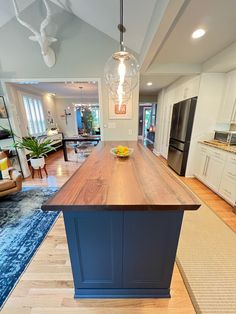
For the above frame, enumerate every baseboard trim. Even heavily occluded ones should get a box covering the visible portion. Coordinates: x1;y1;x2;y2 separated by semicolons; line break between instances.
153;149;160;156
75;288;170;298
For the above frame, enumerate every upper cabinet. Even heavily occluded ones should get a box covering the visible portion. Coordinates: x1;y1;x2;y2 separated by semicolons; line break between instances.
217;70;236;124
174;76;200;103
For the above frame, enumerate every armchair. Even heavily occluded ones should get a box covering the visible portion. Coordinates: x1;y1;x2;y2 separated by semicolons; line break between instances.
0;151;23;197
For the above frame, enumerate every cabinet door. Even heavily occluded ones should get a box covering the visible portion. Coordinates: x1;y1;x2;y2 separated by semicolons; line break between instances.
64;211;123;289
162;102;173;159
219;175;236;206
219;154;236;205
183;76;200;100
206;156;225;192
195;145;208;181
122;211;183;289
217;73;236;124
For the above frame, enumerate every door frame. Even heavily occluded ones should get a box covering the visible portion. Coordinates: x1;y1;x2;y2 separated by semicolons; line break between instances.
1;77;103;141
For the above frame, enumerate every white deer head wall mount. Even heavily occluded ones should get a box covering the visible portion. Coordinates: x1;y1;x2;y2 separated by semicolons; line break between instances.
12;0;57;68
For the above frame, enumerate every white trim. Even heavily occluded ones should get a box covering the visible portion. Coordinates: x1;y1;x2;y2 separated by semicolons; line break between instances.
153;149;160;156
55;96;99;100
1;77;104;141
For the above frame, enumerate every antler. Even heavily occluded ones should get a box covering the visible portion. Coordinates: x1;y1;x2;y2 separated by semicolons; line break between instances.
12;0;39;37
40;0;51;36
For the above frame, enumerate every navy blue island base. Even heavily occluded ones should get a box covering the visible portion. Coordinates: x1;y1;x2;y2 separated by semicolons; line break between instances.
63;210;184;298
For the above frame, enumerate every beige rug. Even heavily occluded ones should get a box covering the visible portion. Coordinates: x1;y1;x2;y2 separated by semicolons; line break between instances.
177;201;236;314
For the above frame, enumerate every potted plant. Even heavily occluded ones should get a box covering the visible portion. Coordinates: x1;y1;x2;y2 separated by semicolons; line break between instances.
14;136;54;169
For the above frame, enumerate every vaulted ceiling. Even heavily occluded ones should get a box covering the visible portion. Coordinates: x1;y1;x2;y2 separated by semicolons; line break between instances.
2;0;236;95
0;0;157;53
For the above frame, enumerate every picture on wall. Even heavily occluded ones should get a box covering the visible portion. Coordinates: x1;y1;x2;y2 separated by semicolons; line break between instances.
0;96;8;118
109;94;132;120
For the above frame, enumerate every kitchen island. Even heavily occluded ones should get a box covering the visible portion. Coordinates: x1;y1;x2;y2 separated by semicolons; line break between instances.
42;141;200;298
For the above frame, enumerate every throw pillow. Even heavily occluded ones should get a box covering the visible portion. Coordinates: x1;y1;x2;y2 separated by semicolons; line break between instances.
0;158;10;179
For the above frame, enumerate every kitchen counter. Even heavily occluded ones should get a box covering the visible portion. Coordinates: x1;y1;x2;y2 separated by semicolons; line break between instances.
199;140;236;154
42;141;200;298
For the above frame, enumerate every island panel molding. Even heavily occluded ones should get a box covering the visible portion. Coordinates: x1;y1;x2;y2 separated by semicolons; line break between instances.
43;141;200;211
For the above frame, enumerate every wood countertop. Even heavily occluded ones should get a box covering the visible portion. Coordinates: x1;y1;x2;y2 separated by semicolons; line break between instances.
42;141;200;211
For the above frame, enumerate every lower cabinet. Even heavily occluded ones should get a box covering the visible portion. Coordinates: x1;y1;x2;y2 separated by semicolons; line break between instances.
219;154;236;205
195;144;236;207
63;210;184;297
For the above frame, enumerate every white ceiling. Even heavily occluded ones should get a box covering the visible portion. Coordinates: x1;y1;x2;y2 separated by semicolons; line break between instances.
3;0;236;96
154;0;236;65
140;0;236;94
13;82;99;99
140;75;179;95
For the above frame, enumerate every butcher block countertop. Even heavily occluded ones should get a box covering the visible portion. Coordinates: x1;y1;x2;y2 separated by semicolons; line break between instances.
42;141;200;211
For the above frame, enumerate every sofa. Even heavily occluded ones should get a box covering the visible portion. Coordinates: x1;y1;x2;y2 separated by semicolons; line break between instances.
0;151;23;197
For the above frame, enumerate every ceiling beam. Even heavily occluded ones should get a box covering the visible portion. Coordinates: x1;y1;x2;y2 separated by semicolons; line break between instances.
146;63;202;75
139;0;191;74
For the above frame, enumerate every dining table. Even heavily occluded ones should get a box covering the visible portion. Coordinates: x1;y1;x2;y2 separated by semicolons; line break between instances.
62;135;101;161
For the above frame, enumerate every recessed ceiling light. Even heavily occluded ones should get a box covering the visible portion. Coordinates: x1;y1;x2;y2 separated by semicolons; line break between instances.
147;82;153;86
192;28;206;39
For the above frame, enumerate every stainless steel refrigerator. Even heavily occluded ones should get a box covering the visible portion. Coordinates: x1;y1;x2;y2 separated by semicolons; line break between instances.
167;97;197;176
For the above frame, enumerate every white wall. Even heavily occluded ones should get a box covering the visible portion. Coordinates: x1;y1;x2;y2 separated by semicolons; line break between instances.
0;1;139;143
54;98;78;136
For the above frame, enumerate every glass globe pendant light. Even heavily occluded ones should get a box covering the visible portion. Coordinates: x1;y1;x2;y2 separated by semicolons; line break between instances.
104;0;139;109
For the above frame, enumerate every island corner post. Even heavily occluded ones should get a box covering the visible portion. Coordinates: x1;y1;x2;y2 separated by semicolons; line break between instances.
42;141;200;298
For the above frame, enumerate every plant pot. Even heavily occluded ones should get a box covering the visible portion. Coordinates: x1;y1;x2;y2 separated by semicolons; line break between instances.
30;157;45;169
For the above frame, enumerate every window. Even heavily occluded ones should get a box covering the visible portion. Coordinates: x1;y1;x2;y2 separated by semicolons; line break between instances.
22;95;46;136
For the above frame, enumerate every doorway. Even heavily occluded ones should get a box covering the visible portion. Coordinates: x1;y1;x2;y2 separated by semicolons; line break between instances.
138;103;157;149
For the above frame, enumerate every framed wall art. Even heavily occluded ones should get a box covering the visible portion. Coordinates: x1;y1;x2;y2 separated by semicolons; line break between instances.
108;94;133;120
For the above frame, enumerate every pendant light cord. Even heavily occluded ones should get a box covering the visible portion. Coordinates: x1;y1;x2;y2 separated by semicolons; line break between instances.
118;0;126;51
120;0;123;51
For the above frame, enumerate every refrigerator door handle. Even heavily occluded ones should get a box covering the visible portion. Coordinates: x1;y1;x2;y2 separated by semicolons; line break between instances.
169;144;184;153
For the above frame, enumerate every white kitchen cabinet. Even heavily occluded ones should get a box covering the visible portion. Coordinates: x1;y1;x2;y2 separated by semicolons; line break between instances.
174;76;200;103
195;143;236;207
217;70;236;124
219;154;236;206
195;144;226;193
195;144;208;181
206;152;226;192
160;89;175;159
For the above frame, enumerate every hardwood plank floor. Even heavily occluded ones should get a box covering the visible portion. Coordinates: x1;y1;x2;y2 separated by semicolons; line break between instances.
3;147;235;314
181;177;236;232
159;155;236;232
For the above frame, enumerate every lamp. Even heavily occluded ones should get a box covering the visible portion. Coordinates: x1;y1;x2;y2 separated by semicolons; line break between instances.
104;0;139;109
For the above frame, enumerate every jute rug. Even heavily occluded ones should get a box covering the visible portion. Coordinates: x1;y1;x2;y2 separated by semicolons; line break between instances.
177;198;236;313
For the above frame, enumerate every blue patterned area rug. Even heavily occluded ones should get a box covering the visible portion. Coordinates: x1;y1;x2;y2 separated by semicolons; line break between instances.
0;187;59;309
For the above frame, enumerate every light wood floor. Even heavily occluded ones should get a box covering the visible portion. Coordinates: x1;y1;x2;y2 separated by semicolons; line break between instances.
2;148;235;314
